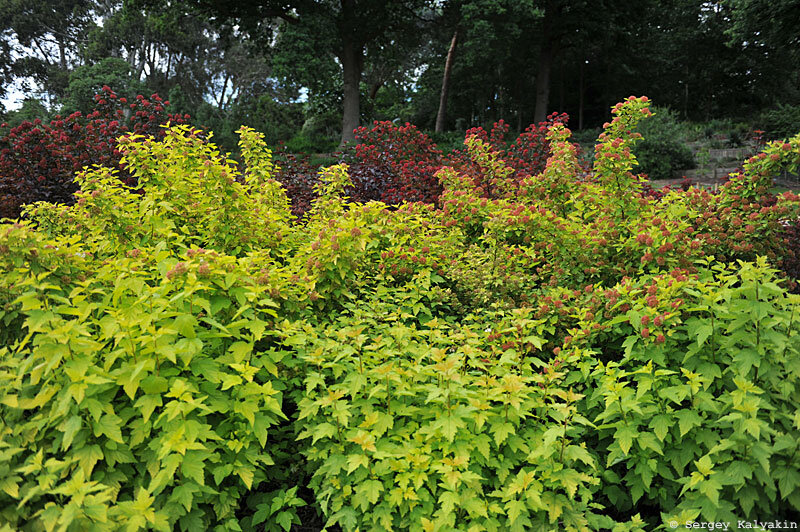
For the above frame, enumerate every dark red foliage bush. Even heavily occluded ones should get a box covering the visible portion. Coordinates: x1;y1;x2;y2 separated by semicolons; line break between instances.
348;121;444;204
275;121;445;216
274;151;321;218
502;112;572;178
776;218;800;291
0;86;188;219
275;116;577;215
447;113;578;198
641;176;696;200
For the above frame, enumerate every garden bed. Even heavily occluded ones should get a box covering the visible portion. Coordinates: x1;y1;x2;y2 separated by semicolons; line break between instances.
1;98;799;531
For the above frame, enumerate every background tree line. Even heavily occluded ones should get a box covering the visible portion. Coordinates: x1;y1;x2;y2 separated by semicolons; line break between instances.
1;0;798;152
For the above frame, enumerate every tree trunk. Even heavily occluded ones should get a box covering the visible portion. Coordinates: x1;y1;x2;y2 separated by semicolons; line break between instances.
516;78;523;131
218;74;229;109
684;81;689;120
339;38;362;147
558;56;564;112
338;0;363;148
533;43;554;124
498;85;504;122
58;40;67;70
369;81;383;100
435;29;459;133
533;3;558;124
578;59;584;130
134;41;146;81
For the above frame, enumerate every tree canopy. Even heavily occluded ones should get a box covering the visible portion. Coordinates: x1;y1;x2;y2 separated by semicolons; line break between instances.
1;0;798;147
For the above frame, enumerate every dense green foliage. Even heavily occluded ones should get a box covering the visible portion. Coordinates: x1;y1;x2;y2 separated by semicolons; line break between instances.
631;107;695;180
1;97;800;530
759;104;800;142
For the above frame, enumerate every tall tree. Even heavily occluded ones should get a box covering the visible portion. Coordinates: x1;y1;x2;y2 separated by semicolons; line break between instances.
0;31;12;108
532;0;557;123
0;0;97;102
529;0;627;124
192;0;436;146
435;28;458;133
727;0;800;60
84;0;224;105
591;0;797;120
